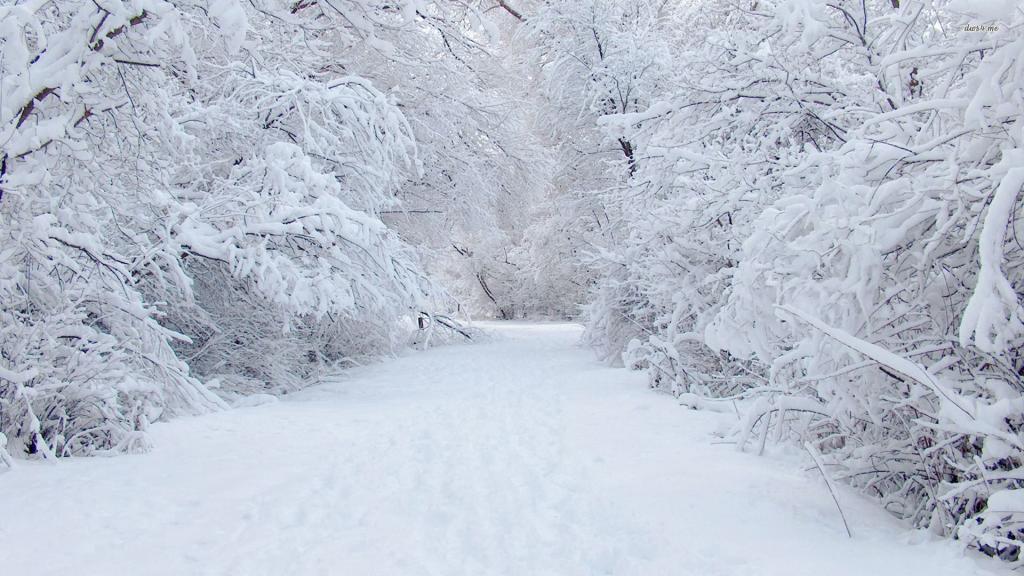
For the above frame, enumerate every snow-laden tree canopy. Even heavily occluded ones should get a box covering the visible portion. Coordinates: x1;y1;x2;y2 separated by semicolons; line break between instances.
0;0;531;460
534;0;1024;563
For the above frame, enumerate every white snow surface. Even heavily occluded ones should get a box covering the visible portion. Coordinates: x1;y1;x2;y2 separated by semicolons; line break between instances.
0;323;1006;576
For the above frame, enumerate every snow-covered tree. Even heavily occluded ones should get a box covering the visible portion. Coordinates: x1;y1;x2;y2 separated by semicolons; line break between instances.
0;0;463;461
574;0;1024;559
707;0;1024;556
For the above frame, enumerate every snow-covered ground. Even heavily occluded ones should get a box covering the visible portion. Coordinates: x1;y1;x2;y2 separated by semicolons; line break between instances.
0;322;1006;576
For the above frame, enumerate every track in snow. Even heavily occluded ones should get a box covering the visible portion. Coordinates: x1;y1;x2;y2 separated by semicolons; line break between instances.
0;322;1004;575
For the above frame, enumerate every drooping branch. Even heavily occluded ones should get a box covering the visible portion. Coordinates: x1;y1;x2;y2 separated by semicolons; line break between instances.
496;0;524;21
477;272;510;319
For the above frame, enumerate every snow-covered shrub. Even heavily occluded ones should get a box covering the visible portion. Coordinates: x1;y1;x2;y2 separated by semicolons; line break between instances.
586;0;858;384
0;0;441;458
0;1;233;458
708;0;1024;555
576;0;1024;559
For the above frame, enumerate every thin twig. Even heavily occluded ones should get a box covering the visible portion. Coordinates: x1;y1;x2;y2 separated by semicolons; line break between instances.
805;441;854;538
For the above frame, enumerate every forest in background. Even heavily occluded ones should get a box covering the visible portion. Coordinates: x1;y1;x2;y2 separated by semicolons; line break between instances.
1;0;1022;565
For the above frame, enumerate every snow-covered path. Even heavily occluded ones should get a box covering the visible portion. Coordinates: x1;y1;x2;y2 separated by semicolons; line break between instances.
0;323;1003;576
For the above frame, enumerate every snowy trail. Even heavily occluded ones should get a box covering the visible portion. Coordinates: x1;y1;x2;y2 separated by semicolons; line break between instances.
0;323;1003;576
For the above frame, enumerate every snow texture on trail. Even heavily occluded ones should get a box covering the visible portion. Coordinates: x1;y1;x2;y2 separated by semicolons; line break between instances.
0;323;1005;576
